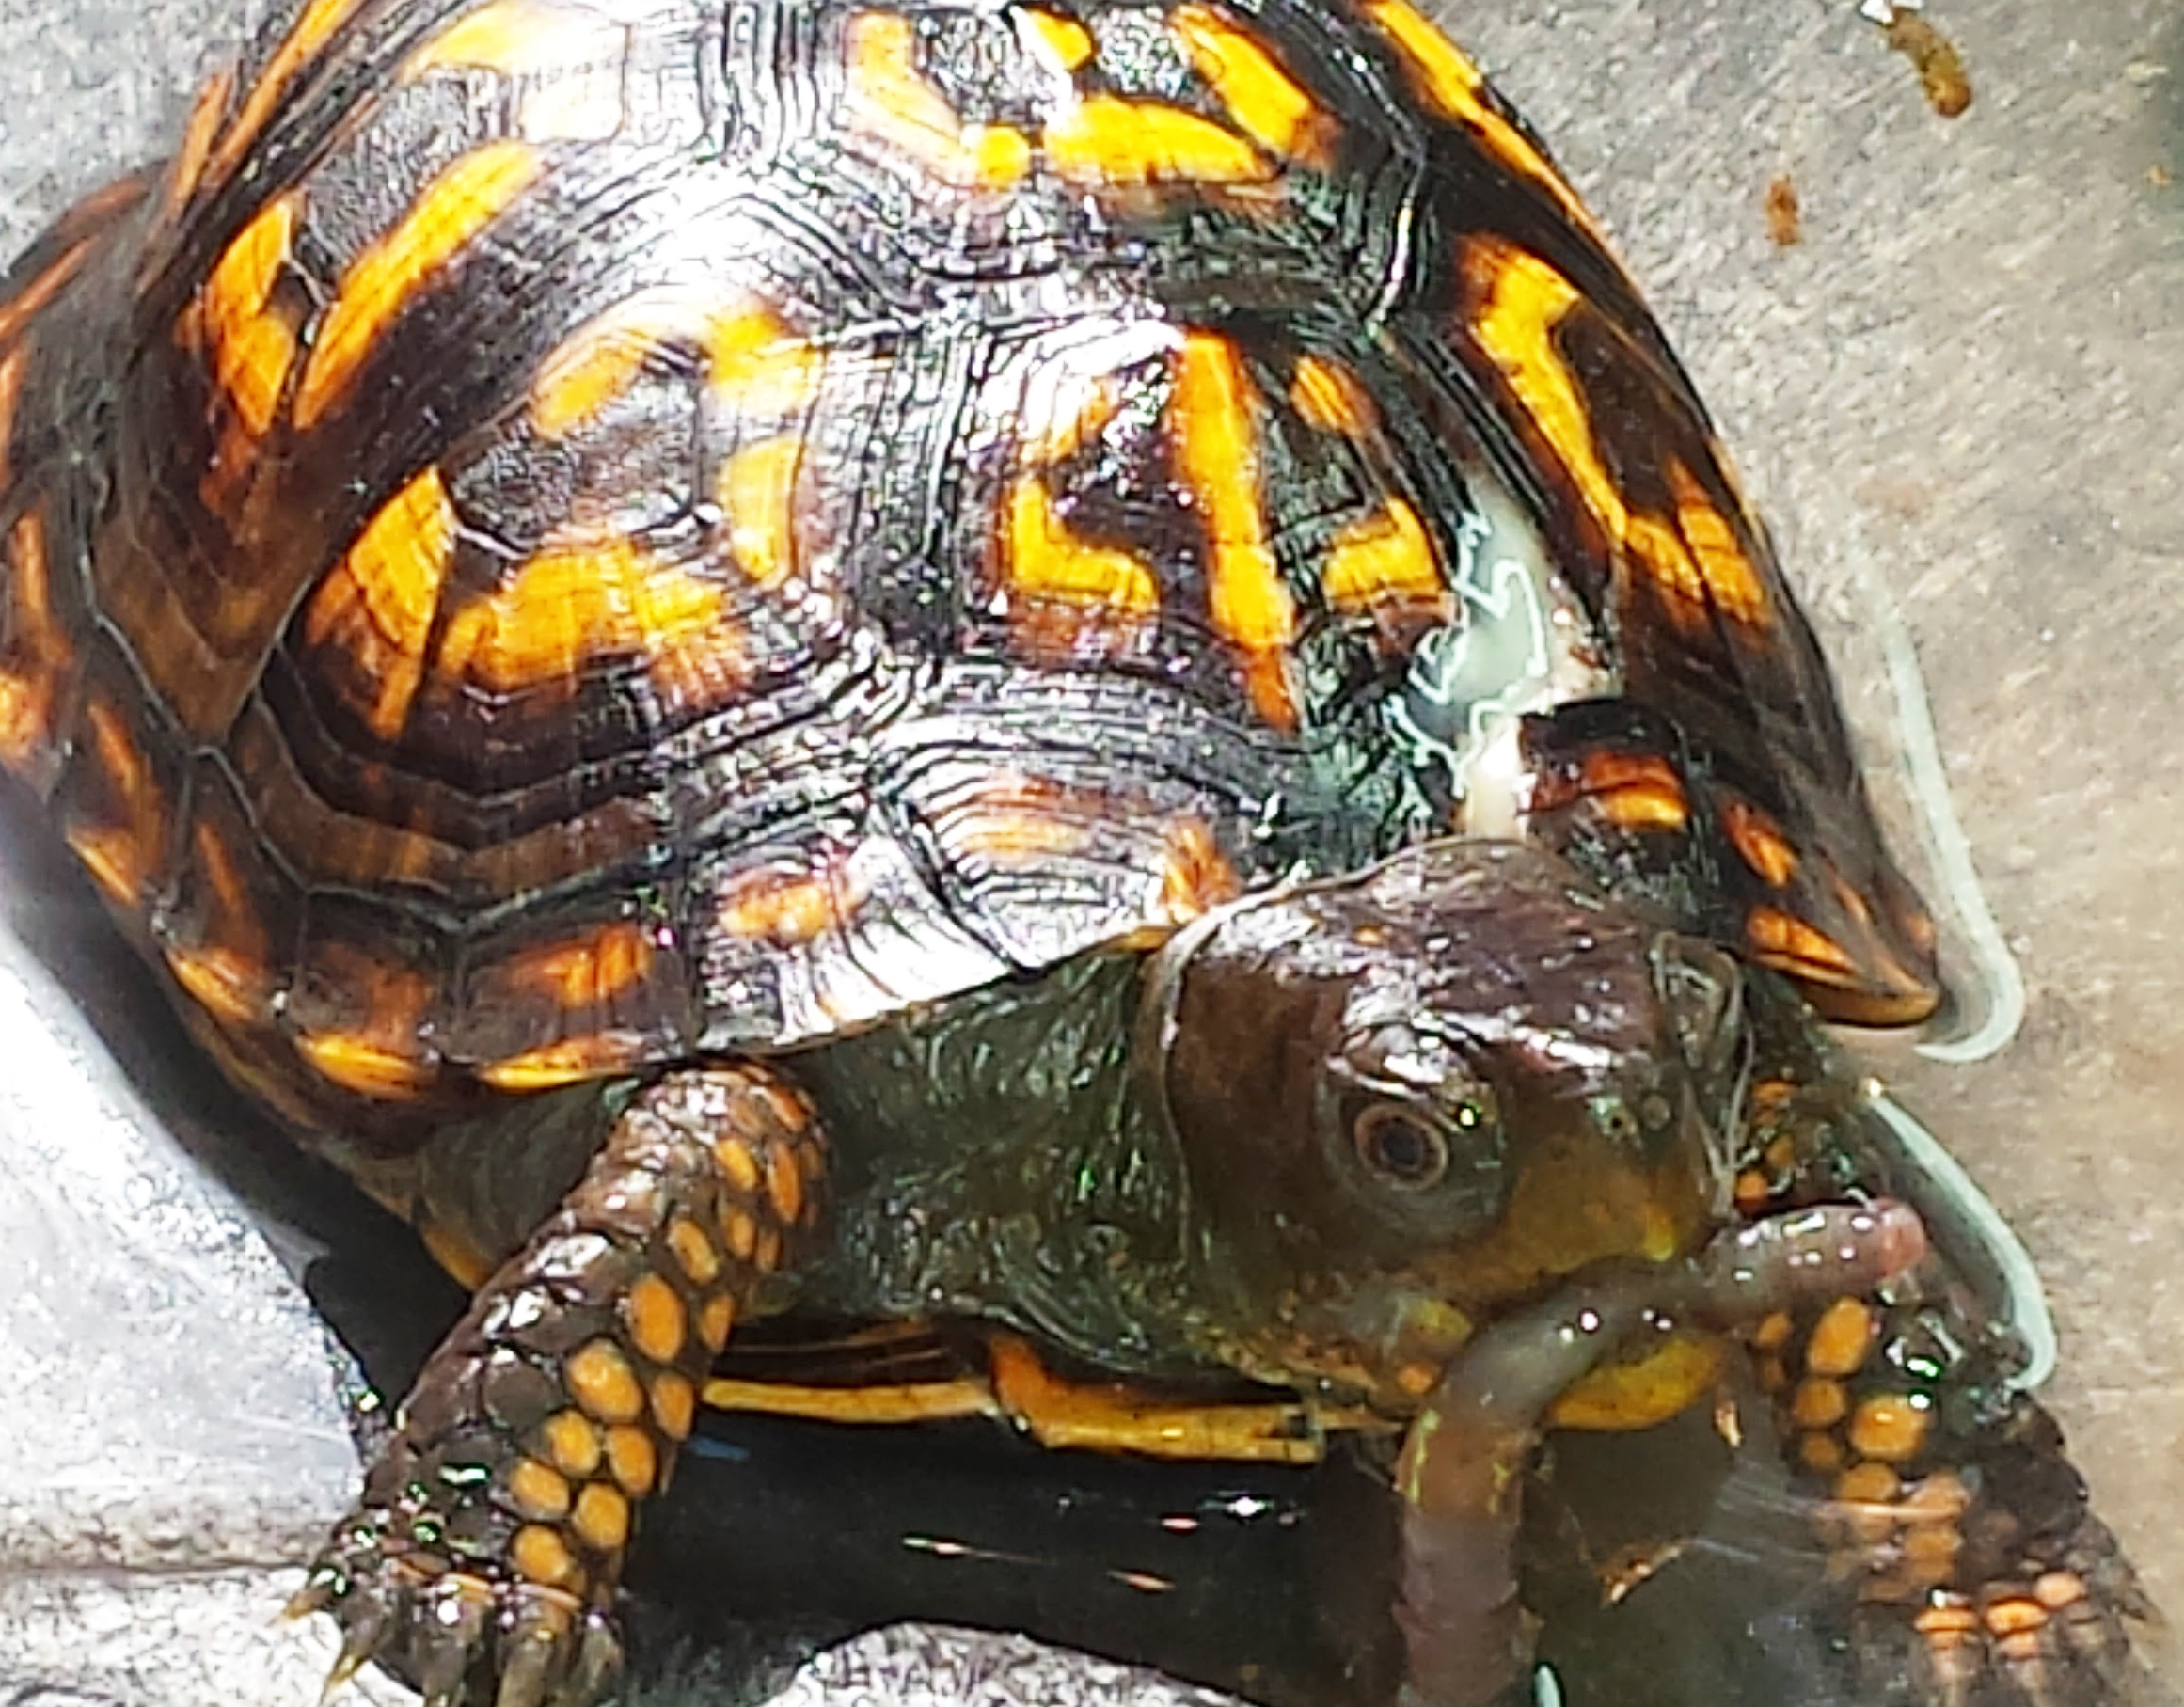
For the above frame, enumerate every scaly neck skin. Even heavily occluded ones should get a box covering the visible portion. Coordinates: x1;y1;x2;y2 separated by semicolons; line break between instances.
783;950;1267;1382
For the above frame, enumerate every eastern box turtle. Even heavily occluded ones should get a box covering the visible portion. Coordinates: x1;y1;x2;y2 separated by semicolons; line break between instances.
0;0;2161;1702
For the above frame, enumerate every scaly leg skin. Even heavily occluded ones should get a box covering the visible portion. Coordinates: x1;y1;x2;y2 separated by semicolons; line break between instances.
289;1066;827;1707
1735;985;2166;1707
1395;1199;1929;1707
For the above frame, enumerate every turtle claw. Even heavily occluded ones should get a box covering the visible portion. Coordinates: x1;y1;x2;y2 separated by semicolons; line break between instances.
297;1513;615;1707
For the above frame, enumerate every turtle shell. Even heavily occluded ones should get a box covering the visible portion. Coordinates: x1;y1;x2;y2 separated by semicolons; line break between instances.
0;0;1939;1144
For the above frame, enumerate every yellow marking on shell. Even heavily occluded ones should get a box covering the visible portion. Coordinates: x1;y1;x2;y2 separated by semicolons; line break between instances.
1847;1393;1930;1463
199;195;298;436
716;859;864;947
204;0;368;191
160;822;272;1027
294;960;438;1096
511;1522;582;1589
721;1207;759;1262
403;0;631;141
666;1217;721;1286
436;532;734;698
1746;904;1859;982
1356;0;1604;242
419;1218;496;1289
532;291;822;438
502;920;656;1010
754;1224;783;1274
720;436;804;590
1546;1332;1726;1430
1046;94;1268;187
607;1423;658;1496
1804;1297;1876;1379
1723;796;1798;889
65;699;165;909
697;1292;736;1352
293;141;541;426
845;12;1032;191
149;67;234;242
1172;5;1334;167
479;1036;646;1092
1669;461;1769;624
1026;371;1123;465
650;1370;697;1440
1004;477;1161;621
940;778;1095;865
301;466;457;740
1017;8;1094;71
506;1456;573;1522
571;1479;631;1553
707;307;823;416
567;1338;645;1425
1171;332;1299;729
1158;818;1242;923
1323;498;1445;614
1288;353;1377;439
623;1274;688;1366
541;1408;603;1478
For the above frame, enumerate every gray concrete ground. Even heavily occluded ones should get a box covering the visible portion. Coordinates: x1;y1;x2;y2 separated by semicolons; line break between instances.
0;0;2177;1701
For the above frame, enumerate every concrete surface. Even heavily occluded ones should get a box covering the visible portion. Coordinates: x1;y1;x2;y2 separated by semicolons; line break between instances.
0;0;2176;1700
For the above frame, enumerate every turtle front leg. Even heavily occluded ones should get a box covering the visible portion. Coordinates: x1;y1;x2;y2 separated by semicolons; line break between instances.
292;1065;827;1707
1733;1047;2161;1706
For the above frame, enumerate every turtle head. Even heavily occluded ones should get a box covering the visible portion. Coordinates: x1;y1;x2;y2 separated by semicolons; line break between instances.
1140;839;1751;1414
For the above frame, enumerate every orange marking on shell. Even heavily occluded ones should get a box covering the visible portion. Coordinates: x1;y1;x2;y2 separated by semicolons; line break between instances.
1804;1296;1875;1379
511;1523;582;1589
1797;1431;1844;1473
1158;818;1241;922
295;1031;439;1098
1749;1310;1792;1352
301;466;457;740
65;699;166;909
1551;749;1687;832
697;1292;736;1352
1017;8;1094;71
203;0;368;192
721;1207;758;1262
666;1217;721;1287
1746;904;1860;982
0;337;25;492
715;859;864;948
293;140;541;426
1357;0;1606;243
532;291;819;436
1046;94;1268;187
435;532;735;701
720;436;804;590
1723;796;1798;889
1171;332;1299;729
479;1035;647;1092
502;920;656;1011
1288;353;1377;439
404;0;632;141
1984;1598;2049;1640
419;1218;496;1289
706;307;823;416
1834;1461;1902;1507
1669;461;1769;625
845;12;1032;190
199;195;298;436
1002;477;1161;645
1323;498;1447;616
764;1144;805;1226
147;68;235;247
165;944;265;1027
0;233;96;348
1171;5;1335;167
161;821;272;1026
2034;1571;2089;1610
714;1136;764;1196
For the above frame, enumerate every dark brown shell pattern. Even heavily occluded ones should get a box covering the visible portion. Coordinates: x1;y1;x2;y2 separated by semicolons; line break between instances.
0;0;1941;1150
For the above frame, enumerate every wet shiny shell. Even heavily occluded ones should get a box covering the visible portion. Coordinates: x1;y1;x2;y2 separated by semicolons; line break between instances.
0;0;1939;1138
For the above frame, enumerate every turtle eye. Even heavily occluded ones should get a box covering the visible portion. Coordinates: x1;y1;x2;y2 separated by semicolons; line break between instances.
1352;1101;1452;1191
